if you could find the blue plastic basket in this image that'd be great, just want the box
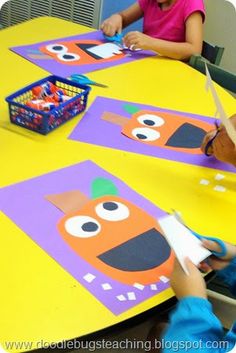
[5,75,91,135]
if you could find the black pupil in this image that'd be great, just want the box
[82,222,98,232]
[103,202,118,211]
[63,54,75,60]
[144,119,155,126]
[136,133,147,140]
[53,45,64,51]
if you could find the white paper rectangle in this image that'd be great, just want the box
[158,215,211,274]
[87,43,123,59]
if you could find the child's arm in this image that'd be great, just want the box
[123,12,203,60]
[163,297,225,353]
[162,258,228,352]
[100,3,143,37]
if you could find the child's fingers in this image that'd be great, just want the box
[184,257,194,270]
[201,239,222,254]
[199,262,211,272]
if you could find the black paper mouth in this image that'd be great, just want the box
[98,228,171,271]
[166,123,206,148]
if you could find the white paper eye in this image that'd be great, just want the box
[137,114,164,127]
[132,127,160,141]
[45,44,68,54]
[95,201,130,221]
[57,52,80,62]
[65,216,101,238]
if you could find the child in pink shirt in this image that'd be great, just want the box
[101,0,205,61]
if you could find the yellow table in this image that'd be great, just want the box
[0,17,235,352]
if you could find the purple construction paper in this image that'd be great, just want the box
[10,31,155,76]
[0,160,169,315]
[69,96,235,173]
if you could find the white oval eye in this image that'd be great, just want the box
[95,201,130,222]
[137,114,164,127]
[57,52,80,62]
[46,44,67,54]
[132,127,160,141]
[65,216,101,238]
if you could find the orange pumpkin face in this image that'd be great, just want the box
[57,195,174,285]
[40,40,125,66]
[121,110,213,154]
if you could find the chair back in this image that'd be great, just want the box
[202,41,225,65]
[189,56,236,94]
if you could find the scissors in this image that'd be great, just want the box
[103,33,123,46]
[103,32,142,51]
[172,210,227,257]
[70,74,108,88]
[204,120,221,156]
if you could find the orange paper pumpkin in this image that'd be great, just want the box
[46,178,174,285]
[102,110,213,154]
[40,40,125,66]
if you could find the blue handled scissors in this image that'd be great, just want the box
[103,33,123,46]
[204,120,221,156]
[70,74,108,88]
[172,210,227,257]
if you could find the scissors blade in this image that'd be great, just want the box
[91,82,108,88]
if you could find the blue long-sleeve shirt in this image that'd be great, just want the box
[163,258,236,353]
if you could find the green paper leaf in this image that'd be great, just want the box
[91,178,118,199]
[123,104,140,115]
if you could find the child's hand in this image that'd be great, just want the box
[100,14,123,37]
[210,127,236,166]
[170,257,207,299]
[123,31,152,50]
[200,239,236,272]
[201,114,236,166]
[201,129,218,156]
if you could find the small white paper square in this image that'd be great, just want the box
[117,295,126,302]
[83,273,96,283]
[159,276,169,283]
[214,185,226,192]
[200,179,210,185]
[102,283,112,290]
[133,283,145,290]
[215,173,225,181]
[158,215,211,275]
[127,292,136,301]
[150,284,158,291]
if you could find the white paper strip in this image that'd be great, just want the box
[205,63,236,146]
[158,215,211,275]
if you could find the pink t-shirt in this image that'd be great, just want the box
[138,0,205,42]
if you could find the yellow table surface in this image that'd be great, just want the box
[0,17,235,352]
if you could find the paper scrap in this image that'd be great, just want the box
[200,179,210,185]
[215,173,225,181]
[159,276,169,283]
[214,185,226,192]
[83,273,96,283]
[158,215,211,275]
[117,294,126,301]
[134,283,145,290]
[102,283,112,290]
[127,292,136,301]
